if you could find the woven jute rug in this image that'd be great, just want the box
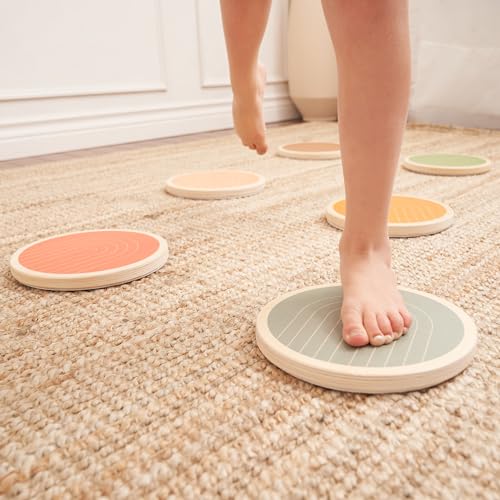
[1,122,499,499]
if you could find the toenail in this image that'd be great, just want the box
[347,330,366,340]
[372,335,385,345]
[384,334,393,344]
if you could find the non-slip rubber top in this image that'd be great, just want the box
[325,195,454,237]
[277,142,341,160]
[402,153,491,176]
[165,169,265,199]
[10,230,168,291]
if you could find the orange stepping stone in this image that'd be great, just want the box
[325,195,454,237]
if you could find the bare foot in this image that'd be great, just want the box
[339,237,413,347]
[232,63,268,155]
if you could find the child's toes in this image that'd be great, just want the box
[388,310,404,338]
[376,313,394,344]
[364,313,386,346]
[400,306,413,332]
[341,307,369,346]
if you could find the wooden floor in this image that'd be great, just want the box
[0,129,234,169]
[0,121,300,170]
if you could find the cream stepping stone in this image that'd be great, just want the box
[165,169,265,200]
[256,285,476,394]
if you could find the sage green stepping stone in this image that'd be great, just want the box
[256,285,476,394]
[403,153,491,176]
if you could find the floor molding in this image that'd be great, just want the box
[0,96,299,161]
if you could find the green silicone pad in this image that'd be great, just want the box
[267,287,463,368]
[408,154,487,167]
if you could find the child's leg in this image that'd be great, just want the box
[220,0,270,155]
[321,0,413,346]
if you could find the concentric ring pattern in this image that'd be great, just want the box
[18,231,160,274]
[267,287,464,367]
[333,196,447,224]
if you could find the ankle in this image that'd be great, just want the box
[339,234,391,262]
[232,89,261,106]
[231,71,257,92]
[231,64,264,98]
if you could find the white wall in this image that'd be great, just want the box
[3,0,498,161]
[409,0,500,129]
[0,0,297,160]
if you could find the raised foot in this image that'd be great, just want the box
[232,63,268,155]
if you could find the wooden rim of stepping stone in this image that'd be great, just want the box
[325,195,454,238]
[277,142,341,160]
[256,285,477,394]
[165,169,265,200]
[10,230,168,291]
[402,153,491,176]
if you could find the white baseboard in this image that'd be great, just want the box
[0,96,299,161]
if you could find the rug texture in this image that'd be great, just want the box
[1,122,499,499]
